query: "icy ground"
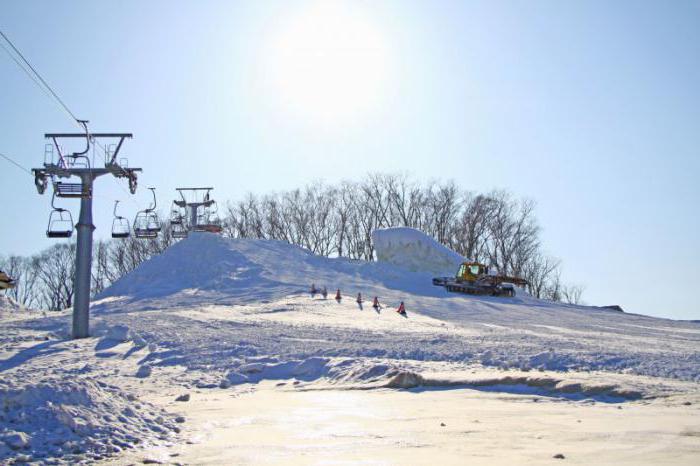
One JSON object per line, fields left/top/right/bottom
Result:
{"left": 1, "top": 232, "right": 699, "bottom": 464}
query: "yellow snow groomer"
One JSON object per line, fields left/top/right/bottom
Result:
{"left": 433, "top": 262, "right": 528, "bottom": 298}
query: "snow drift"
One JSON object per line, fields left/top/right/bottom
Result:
{"left": 0, "top": 379, "right": 179, "bottom": 463}
{"left": 372, "top": 227, "right": 464, "bottom": 276}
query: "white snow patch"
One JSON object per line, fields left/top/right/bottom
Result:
{"left": 372, "top": 227, "right": 465, "bottom": 275}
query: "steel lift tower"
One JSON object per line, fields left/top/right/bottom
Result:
{"left": 171, "top": 187, "right": 222, "bottom": 236}
{"left": 32, "top": 121, "right": 141, "bottom": 339}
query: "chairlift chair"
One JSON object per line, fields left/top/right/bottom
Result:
{"left": 171, "top": 222, "right": 188, "bottom": 239}
{"left": 133, "top": 187, "right": 162, "bottom": 239}
{"left": 111, "top": 200, "right": 130, "bottom": 239}
{"left": 169, "top": 201, "right": 185, "bottom": 226}
{"left": 46, "top": 194, "right": 74, "bottom": 238}
{"left": 205, "top": 201, "right": 222, "bottom": 233}
{"left": 194, "top": 206, "right": 223, "bottom": 233}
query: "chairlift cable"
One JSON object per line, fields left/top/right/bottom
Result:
{"left": 0, "top": 39, "right": 55, "bottom": 104}
{"left": 1, "top": 28, "right": 149, "bottom": 216}
{"left": 0, "top": 28, "right": 80, "bottom": 123}
{"left": 0, "top": 152, "right": 33, "bottom": 176}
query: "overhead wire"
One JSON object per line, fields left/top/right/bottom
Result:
{"left": 0, "top": 152, "right": 33, "bottom": 176}
{"left": 0, "top": 28, "right": 80, "bottom": 122}
{"left": 0, "top": 39, "right": 55, "bottom": 103}
{"left": 0, "top": 27, "right": 148, "bottom": 212}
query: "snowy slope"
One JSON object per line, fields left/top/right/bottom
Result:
{"left": 2, "top": 232, "right": 699, "bottom": 463}
{"left": 94, "top": 233, "right": 700, "bottom": 382}
{"left": 372, "top": 227, "right": 464, "bottom": 275}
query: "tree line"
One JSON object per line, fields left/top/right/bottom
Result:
{"left": 1, "top": 173, "right": 583, "bottom": 311}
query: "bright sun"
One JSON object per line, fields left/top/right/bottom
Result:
{"left": 262, "top": 1, "right": 392, "bottom": 126}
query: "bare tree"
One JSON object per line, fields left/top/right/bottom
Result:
{"left": 522, "top": 254, "right": 561, "bottom": 299}
{"left": 486, "top": 191, "right": 539, "bottom": 276}
{"left": 34, "top": 243, "right": 76, "bottom": 311}
{"left": 451, "top": 193, "right": 493, "bottom": 262}
{"left": 5, "top": 172, "right": 583, "bottom": 308}
{"left": 0, "top": 255, "right": 41, "bottom": 308}
{"left": 562, "top": 284, "right": 585, "bottom": 305}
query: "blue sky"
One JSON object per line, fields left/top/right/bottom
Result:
{"left": 1, "top": 0, "right": 698, "bottom": 319}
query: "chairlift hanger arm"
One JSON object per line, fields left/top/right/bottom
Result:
{"left": 72, "top": 120, "right": 90, "bottom": 157}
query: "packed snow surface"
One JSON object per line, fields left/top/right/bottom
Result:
{"left": 372, "top": 227, "right": 465, "bottom": 275}
{"left": 2, "top": 232, "right": 699, "bottom": 464}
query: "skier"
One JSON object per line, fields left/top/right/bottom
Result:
{"left": 372, "top": 296, "right": 380, "bottom": 309}
{"left": 397, "top": 301, "right": 406, "bottom": 316}
{"left": 335, "top": 289, "right": 341, "bottom": 302}
{"left": 310, "top": 283, "right": 317, "bottom": 297}
{"left": 356, "top": 293, "right": 363, "bottom": 304}
{"left": 321, "top": 286, "right": 328, "bottom": 299}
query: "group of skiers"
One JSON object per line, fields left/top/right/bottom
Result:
{"left": 310, "top": 284, "right": 407, "bottom": 316}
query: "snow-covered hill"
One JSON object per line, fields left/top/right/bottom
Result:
{"left": 95, "top": 233, "right": 700, "bottom": 381}
{"left": 2, "top": 232, "right": 699, "bottom": 464}
{"left": 99, "top": 231, "right": 441, "bottom": 308}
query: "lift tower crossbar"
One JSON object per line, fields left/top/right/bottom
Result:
{"left": 31, "top": 123, "right": 141, "bottom": 339}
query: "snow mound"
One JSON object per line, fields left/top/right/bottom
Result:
{"left": 98, "top": 232, "right": 442, "bottom": 308}
{"left": 372, "top": 227, "right": 464, "bottom": 275}
{"left": 0, "top": 379, "right": 179, "bottom": 463}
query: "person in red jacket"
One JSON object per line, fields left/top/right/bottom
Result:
{"left": 397, "top": 301, "right": 406, "bottom": 316}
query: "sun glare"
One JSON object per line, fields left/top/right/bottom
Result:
{"left": 262, "top": 1, "right": 392, "bottom": 127}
